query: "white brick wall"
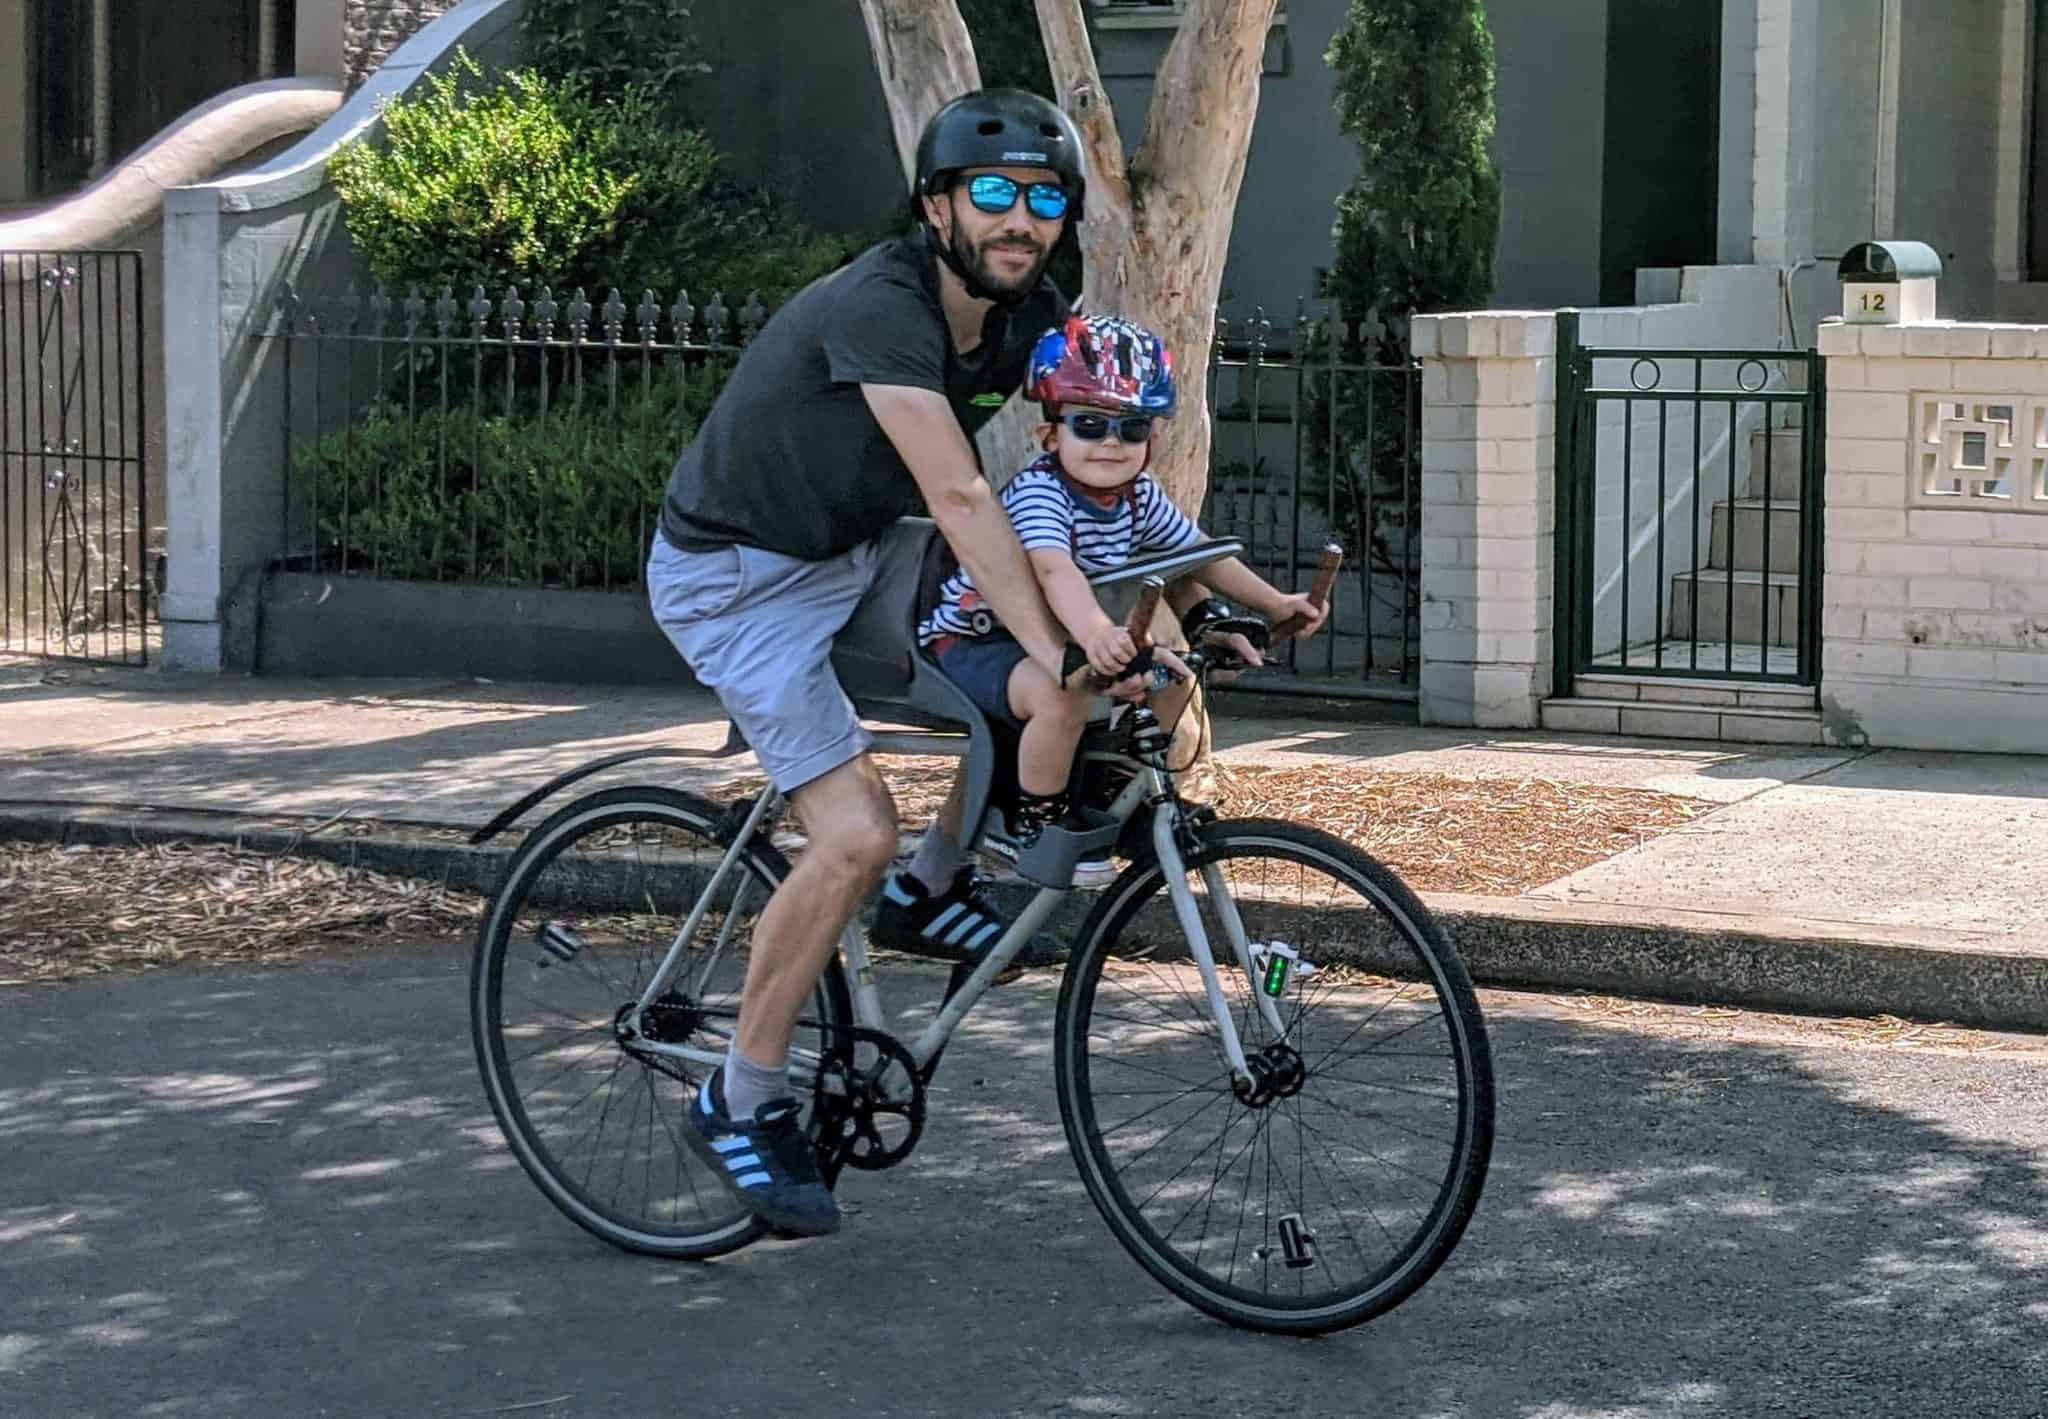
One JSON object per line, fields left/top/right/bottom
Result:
{"left": 1412, "top": 312, "right": 1558, "bottom": 729}
{"left": 1820, "top": 317, "right": 2048, "bottom": 751}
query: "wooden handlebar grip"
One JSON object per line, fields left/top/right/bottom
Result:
{"left": 1087, "top": 576, "right": 1167, "bottom": 690}
{"left": 1271, "top": 544, "right": 1342, "bottom": 638}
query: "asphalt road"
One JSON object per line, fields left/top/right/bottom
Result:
{"left": 3, "top": 946, "right": 2044, "bottom": 1419}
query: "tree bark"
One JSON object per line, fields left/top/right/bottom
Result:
{"left": 855, "top": 0, "right": 982, "bottom": 185}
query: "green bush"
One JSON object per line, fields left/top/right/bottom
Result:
{"left": 329, "top": 56, "right": 685, "bottom": 296}
{"left": 521, "top": 0, "right": 708, "bottom": 124}
{"left": 1324, "top": 0, "right": 1499, "bottom": 353}
{"left": 1296, "top": 0, "right": 1500, "bottom": 587}
{"left": 294, "top": 369, "right": 718, "bottom": 587}
{"left": 331, "top": 53, "right": 861, "bottom": 312}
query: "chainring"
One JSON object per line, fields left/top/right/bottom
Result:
{"left": 810, "top": 1024, "right": 927, "bottom": 1184}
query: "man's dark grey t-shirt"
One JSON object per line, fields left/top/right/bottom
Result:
{"left": 658, "top": 234, "right": 1068, "bottom": 563}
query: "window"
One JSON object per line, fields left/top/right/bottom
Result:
{"left": 1092, "top": 0, "right": 1285, "bottom": 30}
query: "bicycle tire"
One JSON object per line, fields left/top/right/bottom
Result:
{"left": 471, "top": 785, "right": 853, "bottom": 1259}
{"left": 1053, "top": 818, "right": 1494, "bottom": 1334}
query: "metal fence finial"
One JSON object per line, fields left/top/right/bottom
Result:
{"left": 637, "top": 290, "right": 661, "bottom": 344}
{"left": 670, "top": 290, "right": 695, "bottom": 344}
{"left": 466, "top": 285, "right": 493, "bottom": 339}
{"left": 501, "top": 285, "right": 527, "bottom": 340}
{"left": 565, "top": 288, "right": 592, "bottom": 342}
{"left": 533, "top": 286, "right": 559, "bottom": 341}
{"left": 601, "top": 288, "right": 627, "bottom": 344}
{"left": 740, "top": 291, "right": 766, "bottom": 344}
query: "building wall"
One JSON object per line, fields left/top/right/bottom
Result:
{"left": 1809, "top": 0, "right": 1882, "bottom": 259}
{"left": 343, "top": 0, "right": 454, "bottom": 91}
{"left": 1893, "top": 0, "right": 2005, "bottom": 319}
{"left": 689, "top": 0, "right": 902, "bottom": 240}
{"left": 0, "top": 0, "right": 28, "bottom": 205}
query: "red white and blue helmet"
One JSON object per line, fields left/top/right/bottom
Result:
{"left": 1026, "top": 315, "right": 1177, "bottom": 417}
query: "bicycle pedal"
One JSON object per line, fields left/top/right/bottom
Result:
{"left": 1275, "top": 1214, "right": 1317, "bottom": 1271}
{"left": 536, "top": 922, "right": 583, "bottom": 965}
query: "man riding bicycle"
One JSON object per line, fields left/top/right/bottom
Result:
{"left": 646, "top": 90, "right": 1158, "bottom": 1238}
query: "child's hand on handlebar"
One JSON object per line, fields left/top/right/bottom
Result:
{"left": 1082, "top": 622, "right": 1139, "bottom": 679}
{"left": 1267, "top": 591, "right": 1329, "bottom": 640}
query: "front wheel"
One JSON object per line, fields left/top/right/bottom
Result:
{"left": 1053, "top": 818, "right": 1494, "bottom": 1334}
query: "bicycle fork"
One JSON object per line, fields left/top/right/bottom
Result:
{"left": 1148, "top": 801, "right": 1291, "bottom": 1087}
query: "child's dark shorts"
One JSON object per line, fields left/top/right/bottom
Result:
{"left": 929, "top": 632, "right": 1031, "bottom": 729}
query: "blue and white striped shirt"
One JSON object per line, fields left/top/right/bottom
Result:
{"left": 919, "top": 455, "right": 1204, "bottom": 644}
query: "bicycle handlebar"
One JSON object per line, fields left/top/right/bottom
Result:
{"left": 1085, "top": 576, "right": 1166, "bottom": 691}
{"left": 1269, "top": 543, "right": 1342, "bottom": 639}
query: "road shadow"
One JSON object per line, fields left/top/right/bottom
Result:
{"left": 0, "top": 950, "right": 2042, "bottom": 1417}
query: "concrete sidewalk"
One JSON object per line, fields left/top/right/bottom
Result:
{"left": 5, "top": 658, "right": 2047, "bottom": 1030}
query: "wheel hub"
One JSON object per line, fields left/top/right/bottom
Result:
{"left": 1232, "top": 1042, "right": 1305, "bottom": 1107}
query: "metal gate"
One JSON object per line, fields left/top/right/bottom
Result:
{"left": 1553, "top": 312, "right": 1824, "bottom": 689}
{"left": 0, "top": 250, "right": 149, "bottom": 664}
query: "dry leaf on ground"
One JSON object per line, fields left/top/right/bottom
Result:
{"left": 0, "top": 841, "right": 480, "bottom": 983}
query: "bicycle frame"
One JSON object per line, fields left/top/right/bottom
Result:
{"left": 622, "top": 718, "right": 1291, "bottom": 1093}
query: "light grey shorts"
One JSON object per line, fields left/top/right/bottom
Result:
{"left": 646, "top": 520, "right": 933, "bottom": 794}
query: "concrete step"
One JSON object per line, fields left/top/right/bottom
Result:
{"left": 1668, "top": 569, "right": 1803, "bottom": 647}
{"left": 1745, "top": 426, "right": 1809, "bottom": 501}
{"left": 1540, "top": 696, "right": 1826, "bottom": 745}
{"left": 1709, "top": 498, "right": 1805, "bottom": 574}
{"left": 1573, "top": 672, "right": 1814, "bottom": 713}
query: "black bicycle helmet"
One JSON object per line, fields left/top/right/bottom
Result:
{"left": 914, "top": 88, "right": 1086, "bottom": 223}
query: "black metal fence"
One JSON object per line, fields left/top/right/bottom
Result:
{"left": 1553, "top": 311, "right": 1825, "bottom": 688}
{"left": 1201, "top": 309, "right": 1420, "bottom": 694}
{"left": 272, "top": 283, "right": 1421, "bottom": 692}
{"left": 273, "top": 282, "right": 764, "bottom": 591}
{"left": 0, "top": 250, "right": 149, "bottom": 665}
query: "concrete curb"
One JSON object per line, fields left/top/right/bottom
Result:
{"left": 7, "top": 802, "right": 2043, "bottom": 1033}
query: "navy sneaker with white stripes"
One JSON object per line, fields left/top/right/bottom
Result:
{"left": 685, "top": 1068, "right": 839, "bottom": 1237}
{"left": 870, "top": 867, "right": 1067, "bottom": 967}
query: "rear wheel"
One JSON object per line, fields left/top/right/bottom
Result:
{"left": 471, "top": 786, "right": 852, "bottom": 1258}
{"left": 1053, "top": 818, "right": 1493, "bottom": 1333}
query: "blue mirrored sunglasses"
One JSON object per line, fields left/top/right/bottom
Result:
{"left": 964, "top": 173, "right": 1071, "bottom": 222}
{"left": 1061, "top": 411, "right": 1154, "bottom": 443}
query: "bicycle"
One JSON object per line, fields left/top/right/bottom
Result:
{"left": 468, "top": 529, "right": 1494, "bottom": 1335}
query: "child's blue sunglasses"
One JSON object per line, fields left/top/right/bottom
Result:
{"left": 1062, "top": 411, "right": 1155, "bottom": 443}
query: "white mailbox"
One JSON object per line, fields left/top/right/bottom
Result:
{"left": 1838, "top": 240, "right": 1942, "bottom": 324}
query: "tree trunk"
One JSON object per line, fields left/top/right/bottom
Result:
{"left": 855, "top": 0, "right": 981, "bottom": 184}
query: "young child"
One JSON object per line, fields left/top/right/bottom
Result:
{"left": 917, "top": 314, "right": 1329, "bottom": 886}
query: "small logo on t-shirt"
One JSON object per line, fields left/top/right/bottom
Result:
{"left": 970, "top": 393, "right": 1008, "bottom": 408}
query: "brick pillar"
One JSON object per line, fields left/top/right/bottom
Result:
{"left": 1411, "top": 313, "right": 1559, "bottom": 727}
{"left": 1815, "top": 316, "right": 2048, "bottom": 752}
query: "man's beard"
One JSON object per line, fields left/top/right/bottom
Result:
{"left": 954, "top": 224, "right": 1048, "bottom": 297}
